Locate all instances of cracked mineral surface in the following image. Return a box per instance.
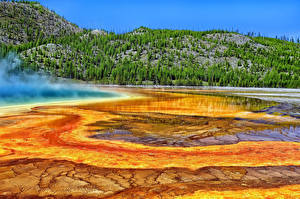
[1,158,300,198]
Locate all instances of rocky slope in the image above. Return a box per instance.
[0,1,81,45]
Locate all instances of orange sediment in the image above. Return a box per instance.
[0,88,299,198]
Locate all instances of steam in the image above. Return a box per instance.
[0,53,117,106]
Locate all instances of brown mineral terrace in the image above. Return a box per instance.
[0,87,299,198]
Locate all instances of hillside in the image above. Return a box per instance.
[0,1,81,45]
[0,1,299,88]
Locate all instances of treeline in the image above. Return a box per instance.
[1,27,299,88]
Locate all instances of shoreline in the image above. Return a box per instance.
[1,85,300,117]
[93,84,300,92]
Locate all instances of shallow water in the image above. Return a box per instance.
[84,88,300,147]
[0,85,121,106]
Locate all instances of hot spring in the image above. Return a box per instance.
[0,54,121,106]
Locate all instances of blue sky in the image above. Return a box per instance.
[39,0,300,38]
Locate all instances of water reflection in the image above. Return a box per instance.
[83,89,277,117]
[86,88,300,147]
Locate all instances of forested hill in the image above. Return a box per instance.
[0,1,299,88]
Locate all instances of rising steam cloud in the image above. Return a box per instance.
[0,53,117,106]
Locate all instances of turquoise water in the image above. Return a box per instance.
[0,86,121,107]
[0,54,121,107]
